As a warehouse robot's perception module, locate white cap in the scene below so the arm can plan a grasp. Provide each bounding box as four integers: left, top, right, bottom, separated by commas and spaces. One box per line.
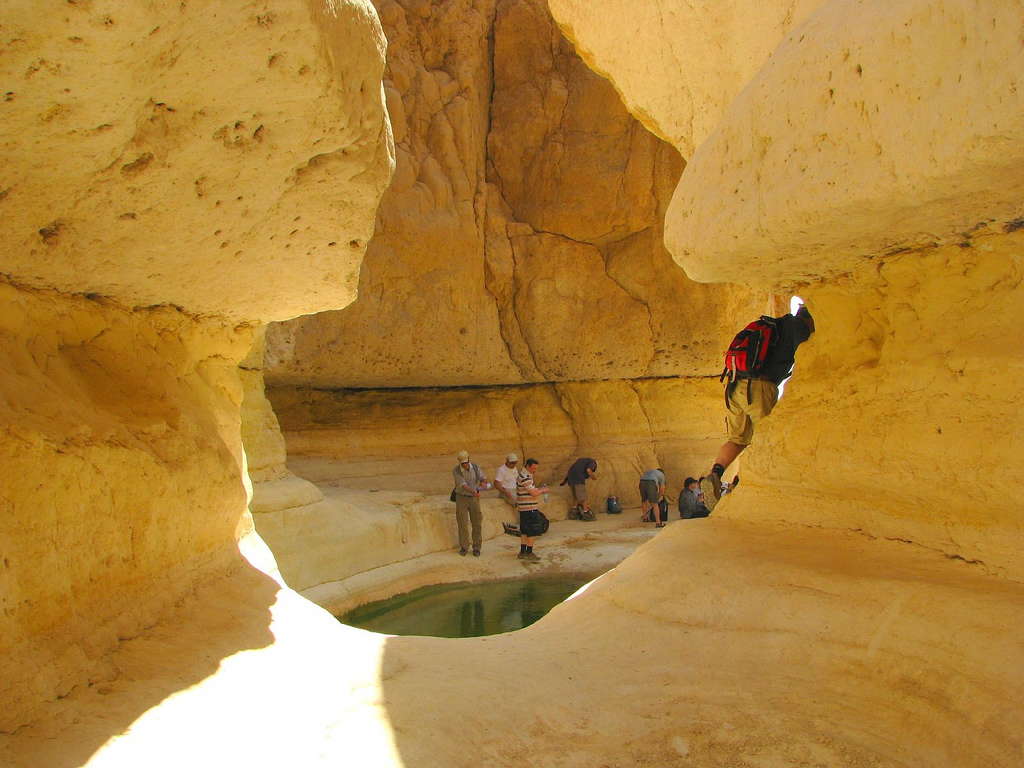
507, 452, 518, 462
457, 450, 469, 462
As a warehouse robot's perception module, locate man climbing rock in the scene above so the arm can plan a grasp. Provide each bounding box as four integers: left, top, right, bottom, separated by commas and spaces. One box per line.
700, 305, 815, 511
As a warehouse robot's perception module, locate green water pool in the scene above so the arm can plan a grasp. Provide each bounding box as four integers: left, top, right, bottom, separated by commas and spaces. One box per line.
338, 576, 592, 638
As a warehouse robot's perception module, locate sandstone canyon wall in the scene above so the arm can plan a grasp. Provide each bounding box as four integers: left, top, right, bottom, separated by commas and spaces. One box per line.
547, 0, 1024, 579
0, 0, 392, 737
548, 0, 828, 155
259, 0, 767, 526
3, 0, 1023, 766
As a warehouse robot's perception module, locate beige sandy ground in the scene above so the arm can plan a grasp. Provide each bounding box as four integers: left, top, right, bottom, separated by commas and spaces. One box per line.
3, 507, 1022, 768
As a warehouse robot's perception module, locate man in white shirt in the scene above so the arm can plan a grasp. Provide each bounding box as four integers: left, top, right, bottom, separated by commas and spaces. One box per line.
494, 452, 519, 506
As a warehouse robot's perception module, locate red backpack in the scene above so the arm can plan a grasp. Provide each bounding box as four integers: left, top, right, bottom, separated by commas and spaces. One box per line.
720, 316, 779, 383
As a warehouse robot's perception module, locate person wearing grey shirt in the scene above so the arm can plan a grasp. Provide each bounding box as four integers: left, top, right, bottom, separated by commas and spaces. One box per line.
678, 477, 710, 519
639, 468, 666, 527
452, 450, 487, 556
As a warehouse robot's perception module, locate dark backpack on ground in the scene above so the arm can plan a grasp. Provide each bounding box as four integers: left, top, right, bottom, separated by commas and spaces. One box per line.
643, 499, 669, 523
606, 496, 622, 514
720, 315, 779, 384
572, 503, 596, 521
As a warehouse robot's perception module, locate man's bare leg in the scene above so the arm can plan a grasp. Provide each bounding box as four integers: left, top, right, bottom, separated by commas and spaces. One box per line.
701, 441, 747, 512
713, 440, 746, 470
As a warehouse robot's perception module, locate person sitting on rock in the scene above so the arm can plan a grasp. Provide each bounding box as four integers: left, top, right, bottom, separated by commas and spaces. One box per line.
494, 452, 519, 506
678, 477, 710, 519
701, 305, 815, 511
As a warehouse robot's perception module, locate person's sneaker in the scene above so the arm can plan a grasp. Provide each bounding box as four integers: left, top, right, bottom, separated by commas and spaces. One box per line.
525, 551, 540, 561
517, 551, 527, 559
699, 474, 722, 512
459, 548, 468, 556
473, 549, 481, 557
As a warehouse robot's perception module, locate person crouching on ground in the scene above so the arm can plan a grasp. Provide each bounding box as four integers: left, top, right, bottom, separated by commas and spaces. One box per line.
561, 456, 597, 518
494, 452, 519, 506
452, 450, 487, 556
517, 458, 547, 560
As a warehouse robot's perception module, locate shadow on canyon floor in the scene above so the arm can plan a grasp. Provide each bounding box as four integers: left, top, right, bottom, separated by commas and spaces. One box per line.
0, 554, 279, 768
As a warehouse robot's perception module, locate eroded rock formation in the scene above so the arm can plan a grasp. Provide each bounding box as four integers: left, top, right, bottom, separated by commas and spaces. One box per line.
263, 0, 761, 391
664, 1, 1024, 285
3, 0, 1023, 765
550, 0, 1024, 580
255, 0, 767, 566
1, 1, 392, 322
0, 0, 393, 741
547, 0, 827, 154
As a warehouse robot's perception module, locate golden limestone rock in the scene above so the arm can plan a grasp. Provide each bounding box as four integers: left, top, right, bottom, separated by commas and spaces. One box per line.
550, 0, 1024, 575
0, 0, 393, 322
548, 0, 826, 154
252, 0, 764, 596
665, 1, 1024, 285
3, 0, 1023, 766
0, 0, 392, 740
263, 0, 759, 390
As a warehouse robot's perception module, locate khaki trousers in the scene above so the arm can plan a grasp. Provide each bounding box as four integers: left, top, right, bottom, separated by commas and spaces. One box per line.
454, 494, 482, 550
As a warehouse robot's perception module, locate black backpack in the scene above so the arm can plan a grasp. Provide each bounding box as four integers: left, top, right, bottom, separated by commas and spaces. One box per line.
643, 499, 668, 523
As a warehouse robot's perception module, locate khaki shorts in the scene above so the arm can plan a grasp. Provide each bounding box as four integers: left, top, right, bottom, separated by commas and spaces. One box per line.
725, 378, 779, 446
569, 483, 588, 502
638, 479, 660, 504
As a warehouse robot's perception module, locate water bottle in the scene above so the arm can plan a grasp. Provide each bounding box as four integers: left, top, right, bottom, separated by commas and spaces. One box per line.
542, 485, 549, 503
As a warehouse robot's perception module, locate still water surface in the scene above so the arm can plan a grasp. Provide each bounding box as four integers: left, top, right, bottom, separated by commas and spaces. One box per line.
339, 576, 591, 638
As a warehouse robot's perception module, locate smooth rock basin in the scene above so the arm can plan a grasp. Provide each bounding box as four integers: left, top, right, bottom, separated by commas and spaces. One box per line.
339, 576, 594, 638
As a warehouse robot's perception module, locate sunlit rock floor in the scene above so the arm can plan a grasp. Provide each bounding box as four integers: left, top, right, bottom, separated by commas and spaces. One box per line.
4, 516, 1022, 768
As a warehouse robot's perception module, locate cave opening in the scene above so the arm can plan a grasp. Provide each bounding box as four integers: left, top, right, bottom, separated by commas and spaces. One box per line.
776, 294, 805, 399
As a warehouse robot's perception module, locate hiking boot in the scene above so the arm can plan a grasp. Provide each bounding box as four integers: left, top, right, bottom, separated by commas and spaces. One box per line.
699, 474, 722, 513
473, 549, 481, 557
517, 551, 527, 559
525, 551, 540, 561
459, 548, 468, 556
